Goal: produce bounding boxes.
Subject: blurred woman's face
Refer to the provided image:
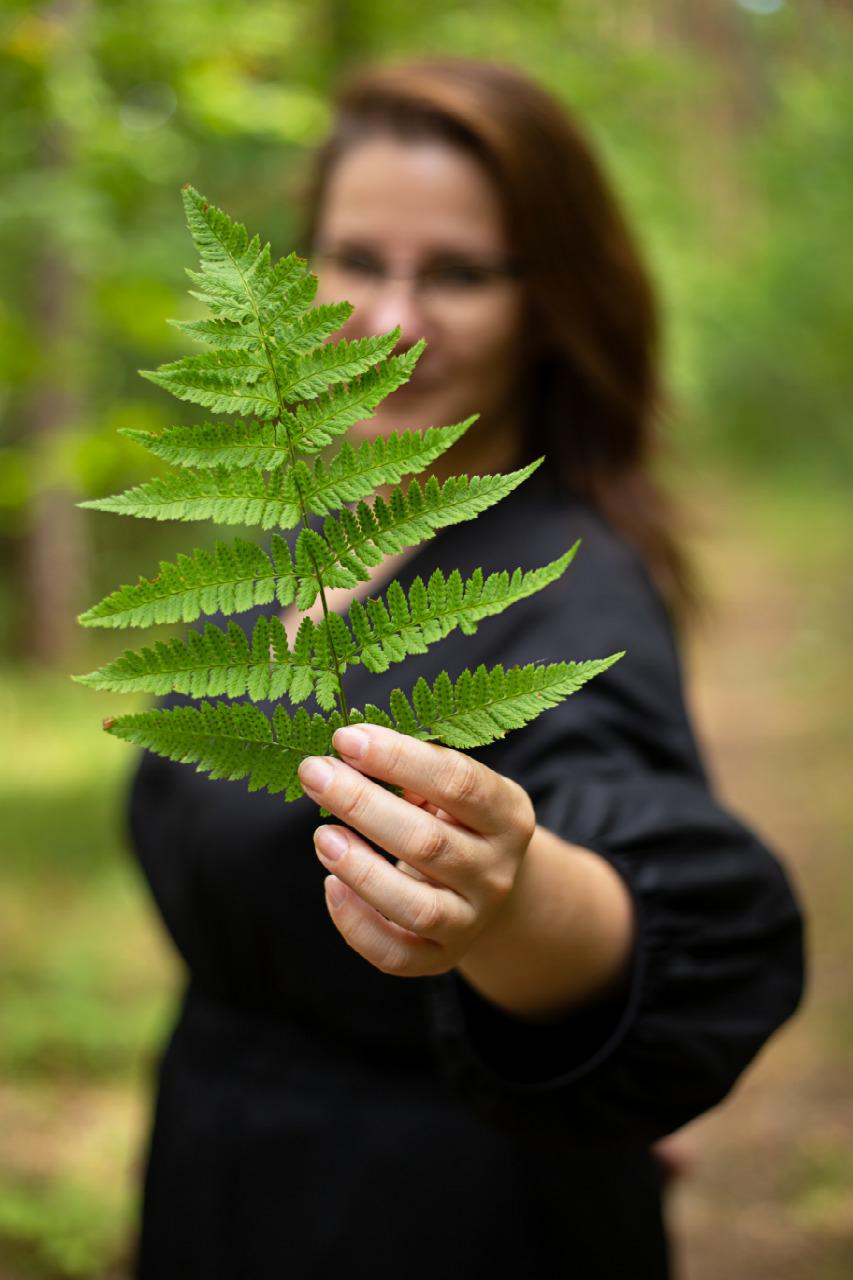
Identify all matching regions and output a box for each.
[309,136,528,469]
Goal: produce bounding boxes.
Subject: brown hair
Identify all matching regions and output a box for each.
[295,55,702,631]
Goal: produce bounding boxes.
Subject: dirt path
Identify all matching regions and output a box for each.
[663,475,853,1280]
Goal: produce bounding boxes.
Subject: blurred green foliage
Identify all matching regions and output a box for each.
[0,667,176,1277]
[1,0,851,658]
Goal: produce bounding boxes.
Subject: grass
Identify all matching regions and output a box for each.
[0,671,178,1278]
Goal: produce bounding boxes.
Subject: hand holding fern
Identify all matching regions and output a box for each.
[300,722,537,978]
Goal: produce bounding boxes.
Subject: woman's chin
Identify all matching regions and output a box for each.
[370,390,459,433]
[345,380,467,443]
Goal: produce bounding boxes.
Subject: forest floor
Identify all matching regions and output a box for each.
[666,470,853,1280]
[0,464,850,1278]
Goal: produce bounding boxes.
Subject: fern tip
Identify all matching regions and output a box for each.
[71,671,102,687]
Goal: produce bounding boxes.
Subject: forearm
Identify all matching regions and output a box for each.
[454,824,636,1023]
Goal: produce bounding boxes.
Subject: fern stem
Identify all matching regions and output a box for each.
[254,300,351,726]
[193,194,352,725]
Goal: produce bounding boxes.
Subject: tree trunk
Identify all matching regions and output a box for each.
[18,0,89,664]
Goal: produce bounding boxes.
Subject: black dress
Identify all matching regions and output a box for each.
[127,464,805,1278]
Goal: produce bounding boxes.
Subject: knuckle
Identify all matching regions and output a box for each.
[419,820,451,865]
[383,732,408,777]
[346,777,373,824]
[439,756,482,808]
[351,855,380,899]
[411,892,446,936]
[484,861,516,904]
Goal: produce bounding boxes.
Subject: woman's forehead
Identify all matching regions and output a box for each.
[318,138,509,255]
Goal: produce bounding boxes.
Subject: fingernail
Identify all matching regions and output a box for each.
[315,826,347,862]
[333,726,368,760]
[300,757,333,792]
[325,876,347,908]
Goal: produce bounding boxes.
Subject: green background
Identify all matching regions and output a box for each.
[1,2,850,1275]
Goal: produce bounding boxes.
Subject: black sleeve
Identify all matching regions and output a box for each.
[421,507,807,1148]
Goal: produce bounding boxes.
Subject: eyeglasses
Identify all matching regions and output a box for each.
[310,249,525,318]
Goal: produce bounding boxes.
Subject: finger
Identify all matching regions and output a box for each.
[299,755,482,895]
[400,790,462,824]
[322,875,449,977]
[314,824,474,941]
[331,723,525,838]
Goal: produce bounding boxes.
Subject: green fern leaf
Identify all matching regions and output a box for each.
[140,350,280,418]
[78,536,296,629]
[80,467,303,529]
[274,331,403,404]
[165,315,263,351]
[121,417,475,486]
[120,419,297,470]
[180,185,308,323]
[343,544,580,673]
[76,615,296,701]
[78,184,625,808]
[299,421,478,513]
[391,657,626,749]
[293,460,544,609]
[286,345,424,453]
[103,698,378,807]
[76,608,361,707]
[167,300,355,352]
[103,700,317,800]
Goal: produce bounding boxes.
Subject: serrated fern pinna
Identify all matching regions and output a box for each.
[75,185,624,808]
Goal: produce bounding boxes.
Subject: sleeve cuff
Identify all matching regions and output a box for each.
[421,847,659,1132]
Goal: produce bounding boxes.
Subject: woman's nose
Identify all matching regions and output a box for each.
[362,277,431,351]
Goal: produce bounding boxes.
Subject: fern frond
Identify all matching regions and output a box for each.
[274,331,403,404]
[102,700,331,801]
[346,544,581,672]
[100,654,624,802]
[102,697,393,807]
[79,467,303,529]
[78,536,296,629]
[180,184,310,325]
[76,616,299,702]
[76,611,360,710]
[120,417,476,480]
[286,345,424,453]
[79,184,625,804]
[393,656,626,749]
[139,349,280,418]
[120,419,299,469]
[293,459,544,608]
[167,300,354,352]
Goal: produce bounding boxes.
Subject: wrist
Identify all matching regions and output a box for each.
[456,824,636,1022]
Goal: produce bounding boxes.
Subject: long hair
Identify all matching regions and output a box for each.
[295,55,702,631]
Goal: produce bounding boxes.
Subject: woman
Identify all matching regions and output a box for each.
[129,57,805,1278]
